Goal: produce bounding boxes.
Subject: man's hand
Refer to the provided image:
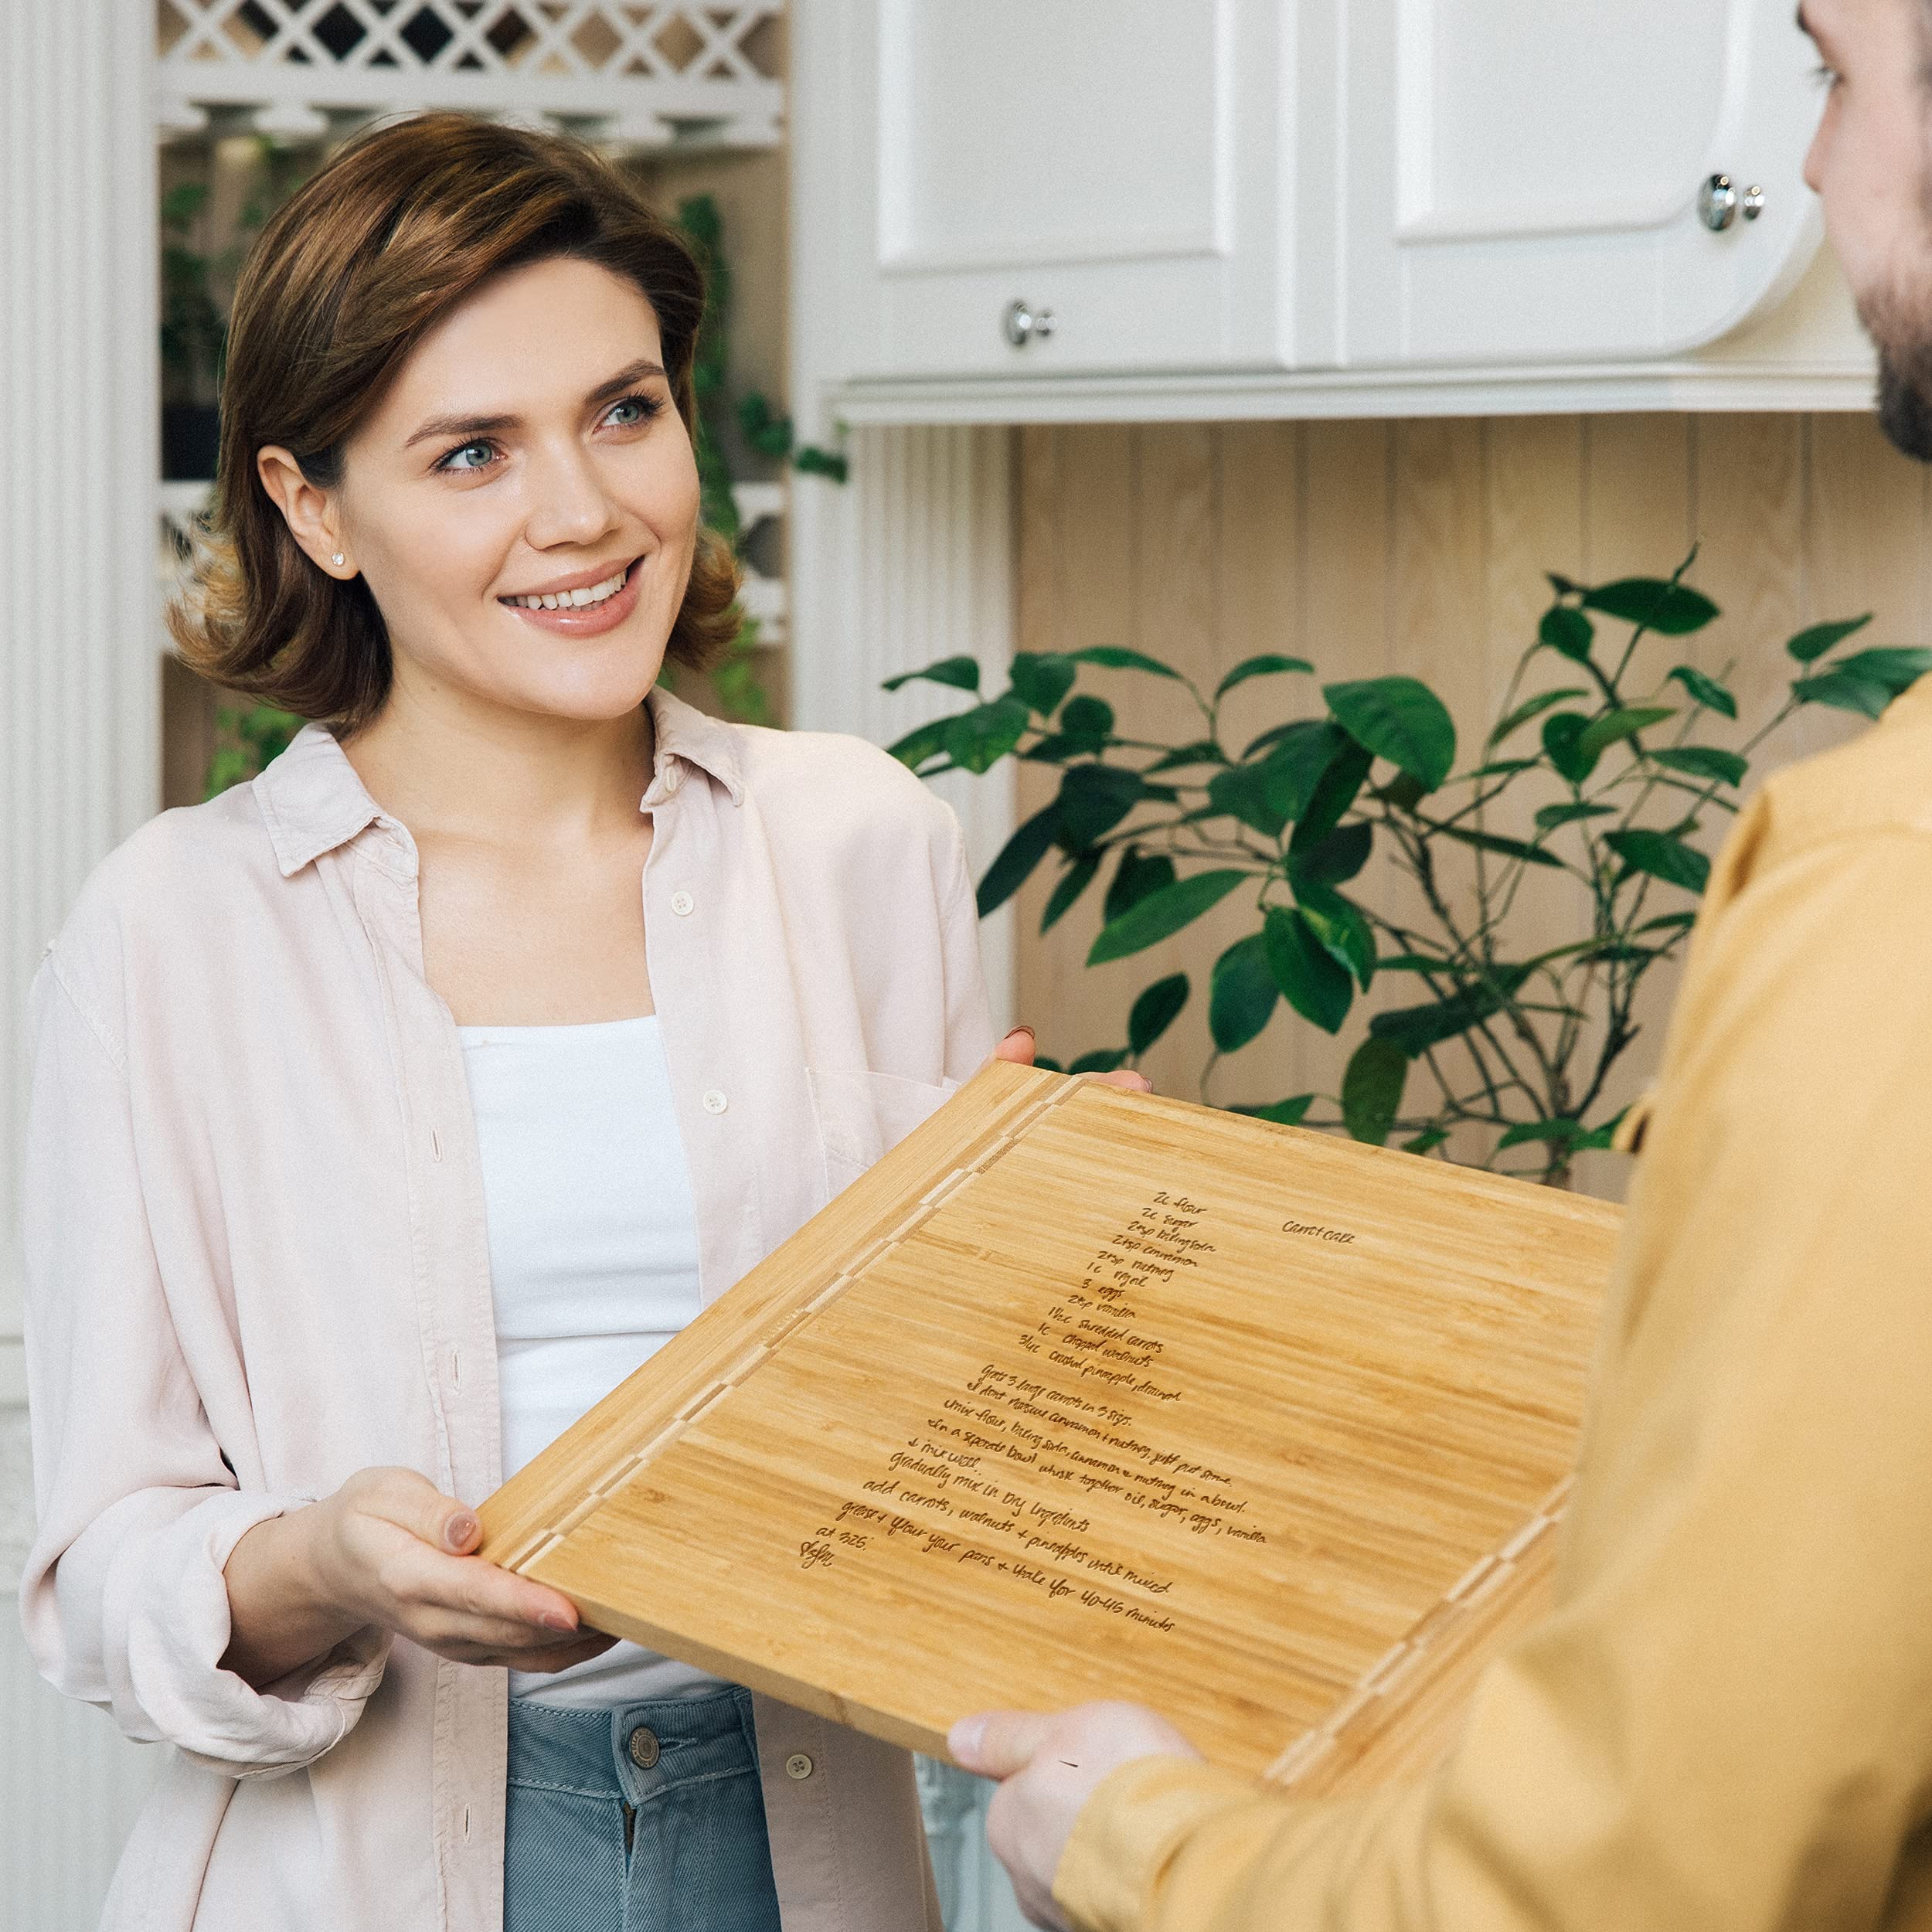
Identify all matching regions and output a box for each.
[949,1702,1203,1930]
[994,1026,1154,1097]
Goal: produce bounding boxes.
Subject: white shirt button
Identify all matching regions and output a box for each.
[702,1089,728,1115]
[784,1752,814,1781]
[671,889,695,917]
[665,766,682,793]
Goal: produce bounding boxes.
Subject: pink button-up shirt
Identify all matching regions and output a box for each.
[19,688,995,1931]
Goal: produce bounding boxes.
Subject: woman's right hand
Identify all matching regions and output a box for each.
[223,1466,614,1687]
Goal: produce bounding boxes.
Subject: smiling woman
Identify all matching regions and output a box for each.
[21,112,995,1932]
[170,112,739,725]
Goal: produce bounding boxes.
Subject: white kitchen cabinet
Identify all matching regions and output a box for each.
[816,0,1297,379]
[793,0,1871,423]
[1332,0,1828,366]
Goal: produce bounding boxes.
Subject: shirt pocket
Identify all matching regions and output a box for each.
[805,1067,957,1206]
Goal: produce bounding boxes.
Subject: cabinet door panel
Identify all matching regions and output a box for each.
[1338,0,1828,365]
[840,0,1284,380]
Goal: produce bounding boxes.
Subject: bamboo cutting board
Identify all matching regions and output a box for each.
[478,1060,1620,1791]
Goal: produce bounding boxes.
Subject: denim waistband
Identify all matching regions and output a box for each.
[506,1687,760,1807]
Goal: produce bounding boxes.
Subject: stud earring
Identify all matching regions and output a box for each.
[329,553,346,568]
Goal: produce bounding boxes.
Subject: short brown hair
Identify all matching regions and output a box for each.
[170,111,740,727]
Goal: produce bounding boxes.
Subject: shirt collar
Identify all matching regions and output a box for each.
[641,684,746,809]
[253,685,746,880]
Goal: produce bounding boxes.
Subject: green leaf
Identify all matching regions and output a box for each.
[1040,852,1102,933]
[1209,933,1280,1053]
[1008,651,1077,717]
[1489,686,1590,747]
[944,696,1032,774]
[1261,906,1354,1034]
[1020,734,1080,764]
[1580,577,1719,635]
[1403,1127,1451,1155]
[1372,964,1531,1056]
[1604,828,1710,894]
[1069,1049,1130,1075]
[883,655,981,694]
[1068,645,1183,680]
[1288,819,1373,889]
[1570,1110,1630,1152]
[1666,665,1738,719]
[1786,614,1872,664]
[1495,1118,1585,1151]
[977,803,1063,917]
[1536,801,1615,832]
[1542,712,1597,783]
[1432,823,1566,869]
[1145,739,1230,772]
[1538,607,1595,662]
[1324,676,1458,791]
[1378,770,1432,810]
[1791,671,1890,719]
[1089,869,1250,964]
[1104,849,1176,924]
[1292,737,1375,842]
[1056,764,1144,847]
[1829,646,1932,694]
[1650,746,1748,787]
[1215,654,1314,699]
[1206,764,1290,839]
[1233,1096,1315,1127]
[1059,693,1117,750]
[1128,974,1189,1054]
[1260,722,1350,824]
[1576,705,1676,766]
[1341,1037,1408,1147]
[1636,911,1697,935]
[1297,884,1376,989]
[886,718,950,770]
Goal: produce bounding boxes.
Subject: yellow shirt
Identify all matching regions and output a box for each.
[1057,675,1932,1932]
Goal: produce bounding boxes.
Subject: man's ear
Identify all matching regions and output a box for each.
[256,446,355,578]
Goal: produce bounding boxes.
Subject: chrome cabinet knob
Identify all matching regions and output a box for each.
[1003,298,1056,347]
[1699,173,1765,231]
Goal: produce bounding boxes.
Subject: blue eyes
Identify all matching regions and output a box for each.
[433,393,665,474]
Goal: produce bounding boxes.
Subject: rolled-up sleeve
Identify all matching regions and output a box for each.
[18,957,387,1779]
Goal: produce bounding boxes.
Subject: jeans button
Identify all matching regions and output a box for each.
[628,1724,661,1770]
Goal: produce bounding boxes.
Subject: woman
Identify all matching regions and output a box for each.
[19,113,1080,1932]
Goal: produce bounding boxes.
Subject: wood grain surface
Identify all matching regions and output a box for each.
[478,1062,1621,1784]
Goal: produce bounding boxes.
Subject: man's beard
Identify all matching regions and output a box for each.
[1877,342,1932,461]
[1862,279,1932,461]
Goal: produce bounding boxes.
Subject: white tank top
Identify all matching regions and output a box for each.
[458,1015,727,1706]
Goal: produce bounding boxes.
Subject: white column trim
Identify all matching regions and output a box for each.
[2,2,162,1352]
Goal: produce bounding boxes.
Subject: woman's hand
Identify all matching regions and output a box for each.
[223,1466,614,1688]
[994,1026,1153,1097]
[948,1702,1204,1930]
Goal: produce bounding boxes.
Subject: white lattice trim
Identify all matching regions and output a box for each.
[156,1,784,148]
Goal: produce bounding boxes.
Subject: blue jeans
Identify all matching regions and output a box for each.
[503,1688,784,1932]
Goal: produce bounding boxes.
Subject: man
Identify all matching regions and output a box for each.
[951,3,1932,1926]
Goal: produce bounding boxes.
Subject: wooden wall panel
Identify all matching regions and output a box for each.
[1012,414,1932,1202]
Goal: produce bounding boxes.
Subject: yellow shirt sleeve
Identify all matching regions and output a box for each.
[1056,821,1932,1932]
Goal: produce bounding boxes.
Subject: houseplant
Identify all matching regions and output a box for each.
[886,556,1928,1185]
